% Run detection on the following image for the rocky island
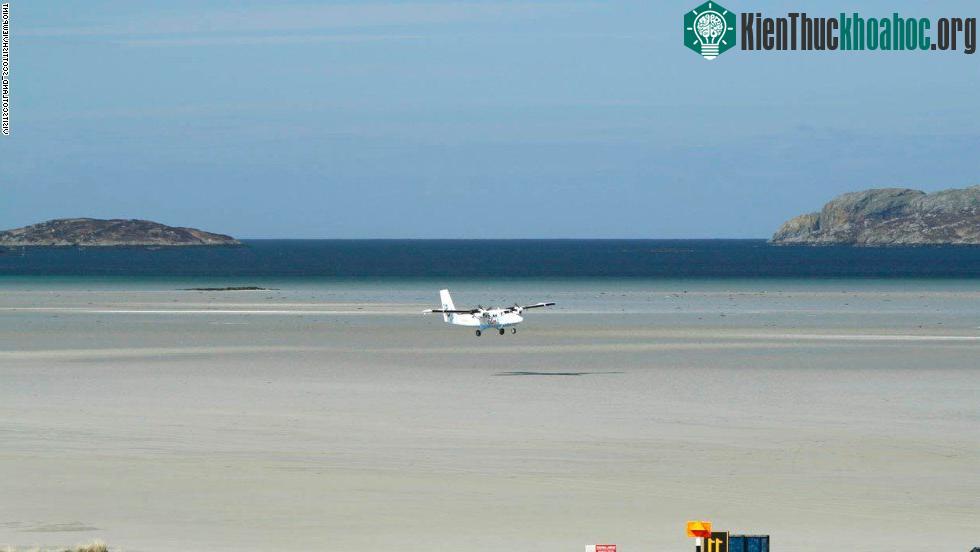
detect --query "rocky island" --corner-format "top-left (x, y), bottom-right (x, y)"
top-left (0, 218), bottom-right (240, 247)
top-left (771, 185), bottom-right (980, 246)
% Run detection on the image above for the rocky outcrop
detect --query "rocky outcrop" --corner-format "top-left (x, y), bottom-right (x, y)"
top-left (771, 186), bottom-right (980, 245)
top-left (0, 218), bottom-right (240, 246)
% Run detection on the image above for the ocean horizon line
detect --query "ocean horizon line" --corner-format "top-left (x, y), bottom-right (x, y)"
top-left (230, 237), bottom-right (774, 242)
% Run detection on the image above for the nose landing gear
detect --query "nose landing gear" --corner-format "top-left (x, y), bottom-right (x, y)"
top-left (475, 329), bottom-right (482, 337)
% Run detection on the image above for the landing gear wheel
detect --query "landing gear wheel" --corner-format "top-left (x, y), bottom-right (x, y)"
top-left (499, 328), bottom-right (506, 335)
top-left (511, 328), bottom-right (517, 334)
top-left (475, 329), bottom-right (482, 337)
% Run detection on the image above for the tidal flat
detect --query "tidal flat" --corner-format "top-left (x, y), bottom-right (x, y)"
top-left (1, 281), bottom-right (977, 551)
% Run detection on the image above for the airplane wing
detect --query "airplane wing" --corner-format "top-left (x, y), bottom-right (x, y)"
top-left (422, 308), bottom-right (480, 314)
top-left (520, 302), bottom-right (556, 309)
top-left (503, 302), bottom-right (556, 312)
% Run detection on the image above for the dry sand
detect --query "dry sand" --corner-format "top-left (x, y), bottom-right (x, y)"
top-left (0, 284), bottom-right (978, 551)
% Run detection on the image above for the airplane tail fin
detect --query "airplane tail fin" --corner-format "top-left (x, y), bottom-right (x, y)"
top-left (439, 289), bottom-right (455, 322)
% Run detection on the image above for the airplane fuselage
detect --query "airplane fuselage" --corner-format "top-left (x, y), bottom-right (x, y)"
top-left (447, 309), bottom-right (524, 330)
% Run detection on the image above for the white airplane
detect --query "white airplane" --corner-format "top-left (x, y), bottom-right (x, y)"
top-left (423, 289), bottom-right (555, 336)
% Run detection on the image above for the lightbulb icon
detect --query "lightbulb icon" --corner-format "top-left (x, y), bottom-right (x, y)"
top-left (692, 9), bottom-right (727, 60)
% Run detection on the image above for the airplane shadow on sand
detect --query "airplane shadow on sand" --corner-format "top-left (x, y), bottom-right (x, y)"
top-left (493, 371), bottom-right (624, 377)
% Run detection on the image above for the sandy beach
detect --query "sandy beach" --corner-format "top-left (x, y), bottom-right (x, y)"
top-left (1, 281), bottom-right (978, 551)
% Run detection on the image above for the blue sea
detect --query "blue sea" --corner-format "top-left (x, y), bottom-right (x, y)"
top-left (1, 240), bottom-right (979, 282)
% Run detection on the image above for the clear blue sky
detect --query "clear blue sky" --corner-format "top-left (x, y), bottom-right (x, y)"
top-left (3, 0), bottom-right (978, 238)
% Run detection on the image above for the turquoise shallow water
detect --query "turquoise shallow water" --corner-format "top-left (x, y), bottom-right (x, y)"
top-left (1, 276), bottom-right (978, 328)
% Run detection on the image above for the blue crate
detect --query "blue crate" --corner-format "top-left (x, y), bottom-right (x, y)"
top-left (729, 535), bottom-right (769, 552)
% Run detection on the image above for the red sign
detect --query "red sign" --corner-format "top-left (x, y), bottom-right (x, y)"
top-left (595, 546), bottom-right (616, 552)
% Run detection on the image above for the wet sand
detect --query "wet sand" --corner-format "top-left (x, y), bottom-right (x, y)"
top-left (0, 284), bottom-right (978, 551)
